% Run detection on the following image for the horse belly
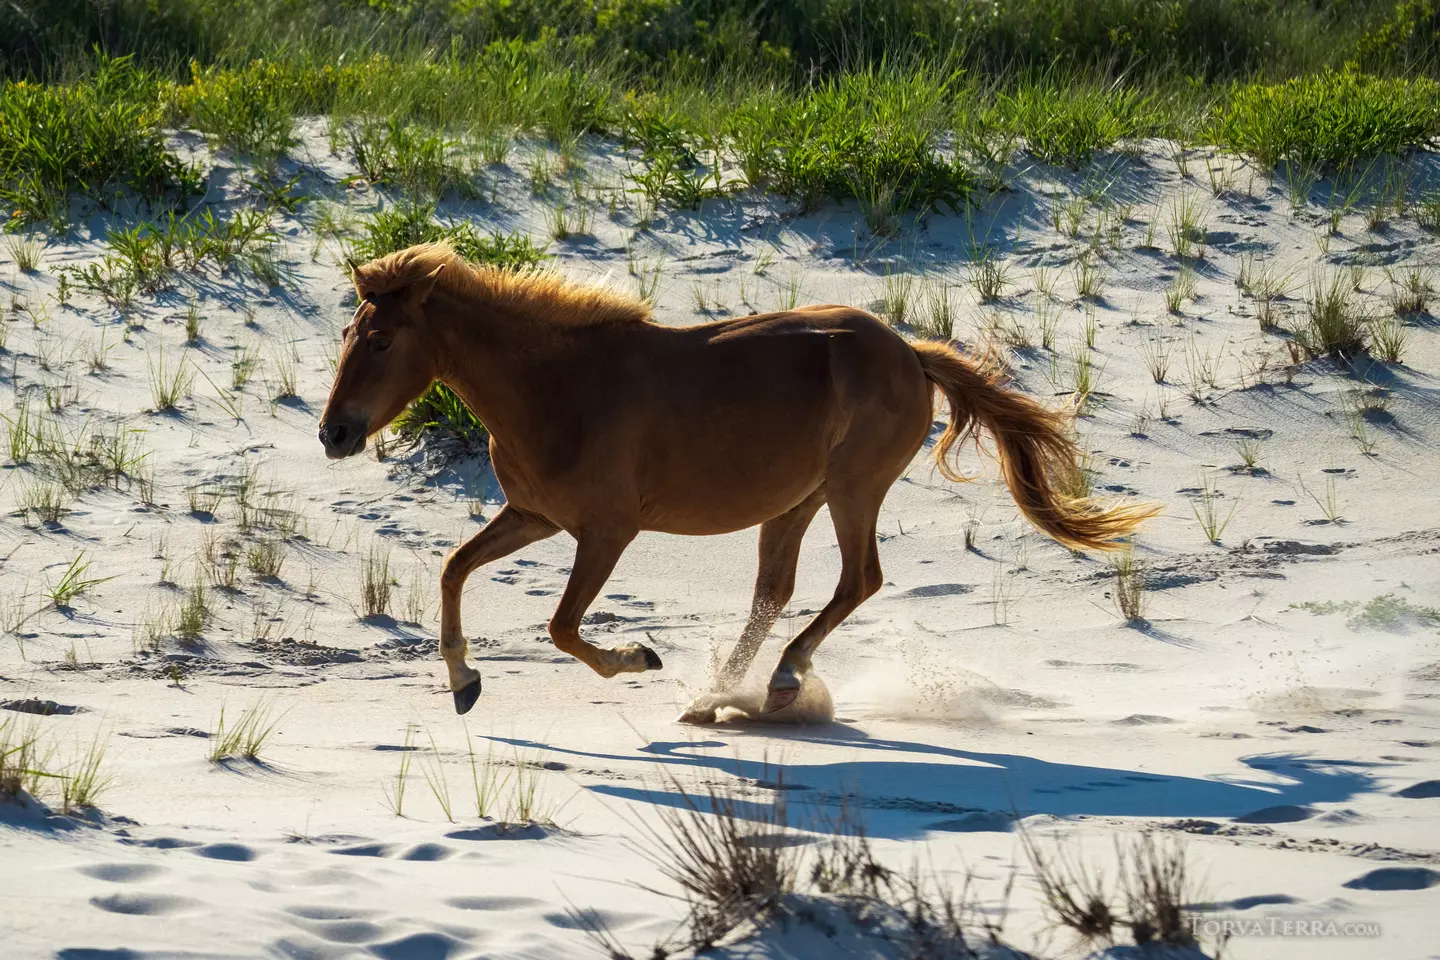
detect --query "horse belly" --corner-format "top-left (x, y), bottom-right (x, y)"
top-left (637, 412), bottom-right (833, 535)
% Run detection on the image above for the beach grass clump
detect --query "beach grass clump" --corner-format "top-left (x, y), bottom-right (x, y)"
top-left (999, 78), bottom-right (1150, 167)
top-left (350, 202), bottom-right (546, 266)
top-left (727, 69), bottom-right (975, 215)
top-left (393, 383), bottom-right (488, 450)
top-left (1210, 69), bottom-right (1440, 169)
top-left (0, 54), bottom-right (197, 227)
top-left (347, 116), bottom-right (479, 199)
top-left (1298, 272), bottom-right (1369, 360)
top-left (170, 59), bottom-right (303, 167)
top-left (208, 699), bottom-right (283, 764)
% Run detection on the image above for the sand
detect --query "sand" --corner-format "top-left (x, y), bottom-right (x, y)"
top-left (1, 125), bottom-right (1438, 959)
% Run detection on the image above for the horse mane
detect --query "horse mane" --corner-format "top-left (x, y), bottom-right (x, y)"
top-left (352, 242), bottom-right (653, 327)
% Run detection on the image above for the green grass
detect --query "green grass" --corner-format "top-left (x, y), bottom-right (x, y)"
top-left (1294, 594), bottom-right (1440, 631)
top-left (350, 202), bottom-right (547, 265)
top-left (3, 29), bottom-right (1440, 233)
top-left (1211, 69), bottom-right (1440, 169)
top-left (1299, 272), bottom-right (1369, 361)
top-left (208, 699), bottom-right (283, 764)
top-left (0, 55), bottom-right (198, 228)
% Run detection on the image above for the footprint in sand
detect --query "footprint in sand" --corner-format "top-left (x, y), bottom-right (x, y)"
top-left (900, 583), bottom-right (972, 598)
top-left (370, 932), bottom-right (472, 960)
top-left (1343, 867), bottom-right (1440, 891)
top-left (118, 836), bottom-right (202, 850)
top-left (287, 904), bottom-right (374, 921)
top-left (302, 920), bottom-right (391, 944)
top-left (78, 863), bottom-right (167, 883)
top-left (90, 893), bottom-right (200, 916)
top-left (399, 843), bottom-right (455, 861)
top-left (193, 842), bottom-right (258, 861)
top-left (446, 895), bottom-right (546, 911)
top-left (331, 842), bottom-right (398, 858)
top-left (1396, 780), bottom-right (1440, 798)
top-left (1233, 804), bottom-right (1316, 824)
top-left (445, 824), bottom-right (550, 841)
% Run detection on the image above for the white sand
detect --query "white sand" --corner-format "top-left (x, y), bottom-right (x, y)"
top-left (2, 126), bottom-right (1438, 959)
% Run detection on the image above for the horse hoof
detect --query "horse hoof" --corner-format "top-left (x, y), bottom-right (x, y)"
top-left (641, 645), bottom-right (663, 671)
top-left (453, 678), bottom-right (482, 715)
top-left (675, 706), bottom-right (717, 725)
top-left (761, 686), bottom-right (799, 714)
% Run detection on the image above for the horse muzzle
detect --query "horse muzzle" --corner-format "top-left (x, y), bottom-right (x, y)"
top-left (318, 417), bottom-right (367, 459)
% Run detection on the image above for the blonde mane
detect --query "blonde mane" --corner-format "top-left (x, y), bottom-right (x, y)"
top-left (352, 242), bottom-right (653, 327)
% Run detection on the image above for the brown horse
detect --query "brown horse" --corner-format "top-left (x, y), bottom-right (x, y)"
top-left (319, 243), bottom-right (1157, 719)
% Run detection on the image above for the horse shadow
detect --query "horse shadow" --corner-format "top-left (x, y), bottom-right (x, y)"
top-left (487, 731), bottom-right (1381, 841)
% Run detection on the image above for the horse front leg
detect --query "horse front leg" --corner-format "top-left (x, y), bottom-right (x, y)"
top-left (439, 505), bottom-right (558, 714)
top-left (547, 529), bottom-right (664, 678)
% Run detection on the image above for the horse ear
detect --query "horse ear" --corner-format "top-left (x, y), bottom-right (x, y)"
top-left (406, 263), bottom-right (445, 307)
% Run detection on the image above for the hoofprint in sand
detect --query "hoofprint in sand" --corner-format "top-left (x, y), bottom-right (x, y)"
top-left (2, 124), bottom-right (1439, 958)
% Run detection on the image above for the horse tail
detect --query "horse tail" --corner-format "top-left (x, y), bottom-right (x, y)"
top-left (912, 340), bottom-right (1160, 552)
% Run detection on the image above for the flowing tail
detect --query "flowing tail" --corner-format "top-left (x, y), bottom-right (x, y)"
top-left (913, 341), bottom-right (1160, 551)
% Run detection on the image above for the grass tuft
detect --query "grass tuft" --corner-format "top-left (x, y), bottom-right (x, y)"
top-left (208, 699), bottom-right (283, 764)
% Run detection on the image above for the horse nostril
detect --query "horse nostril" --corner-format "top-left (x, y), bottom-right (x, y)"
top-left (327, 424), bottom-right (349, 449)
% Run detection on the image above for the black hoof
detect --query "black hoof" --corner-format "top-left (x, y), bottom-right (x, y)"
top-left (641, 646), bottom-right (663, 671)
top-left (453, 678), bottom-right (482, 715)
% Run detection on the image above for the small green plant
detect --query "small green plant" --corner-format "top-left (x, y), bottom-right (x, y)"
top-left (914, 280), bottom-right (956, 341)
top-left (1301, 476), bottom-right (1345, 524)
top-left (1234, 439), bottom-right (1264, 473)
top-left (1072, 255), bottom-right (1104, 301)
top-left (148, 349), bottom-right (193, 411)
top-left (19, 477), bottom-right (69, 526)
top-left (269, 343), bottom-right (300, 401)
top-left (968, 250), bottom-right (1011, 303)
top-left (1164, 268), bottom-right (1196, 314)
top-left (466, 728), bottom-right (509, 818)
top-left (1298, 273), bottom-right (1368, 361)
top-left (1191, 472), bottom-right (1238, 544)
top-left (61, 730), bottom-right (112, 813)
top-left (0, 714), bottom-right (53, 801)
top-left (1165, 195), bottom-right (1208, 259)
top-left (208, 699), bottom-right (284, 764)
top-left (184, 303), bottom-right (202, 343)
top-left (4, 234), bottom-right (42, 272)
top-left (419, 727), bottom-right (455, 822)
top-left (1111, 548), bottom-right (1146, 622)
top-left (246, 539), bottom-right (286, 580)
top-left (383, 723), bottom-right (416, 816)
top-left (1369, 317), bottom-right (1410, 364)
top-left (46, 553), bottom-right (113, 608)
top-left (877, 269), bottom-right (914, 327)
top-left (1386, 265), bottom-right (1432, 316)
top-left (360, 541), bottom-right (394, 618)
top-left (176, 576), bottom-right (208, 641)
top-left (1140, 337), bottom-right (1171, 383)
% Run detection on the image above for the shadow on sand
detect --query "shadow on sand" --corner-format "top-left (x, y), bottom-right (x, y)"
top-left (488, 731), bottom-right (1380, 840)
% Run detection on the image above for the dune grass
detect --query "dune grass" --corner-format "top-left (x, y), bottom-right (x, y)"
top-left (208, 699), bottom-right (284, 764)
top-left (3, 5), bottom-right (1439, 235)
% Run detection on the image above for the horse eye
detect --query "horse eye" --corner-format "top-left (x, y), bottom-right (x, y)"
top-left (371, 336), bottom-right (391, 353)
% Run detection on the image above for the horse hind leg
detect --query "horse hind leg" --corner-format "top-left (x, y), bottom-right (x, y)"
top-left (677, 488), bottom-right (824, 724)
top-left (761, 486), bottom-right (883, 714)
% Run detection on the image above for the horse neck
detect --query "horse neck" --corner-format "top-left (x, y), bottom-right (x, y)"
top-left (429, 293), bottom-right (570, 443)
